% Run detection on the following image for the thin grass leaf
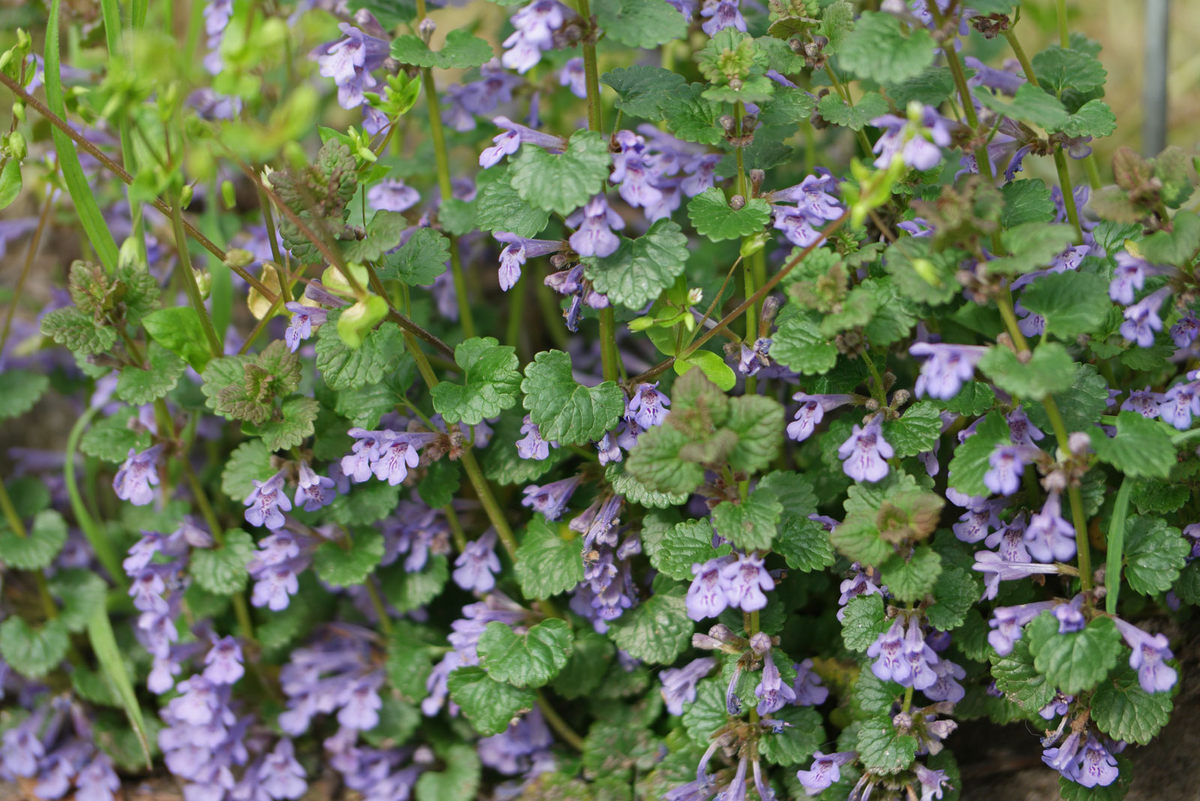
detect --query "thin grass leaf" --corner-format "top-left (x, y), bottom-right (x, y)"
top-left (65, 408), bottom-right (126, 587)
top-left (1105, 477), bottom-right (1133, 614)
top-left (87, 606), bottom-right (152, 768)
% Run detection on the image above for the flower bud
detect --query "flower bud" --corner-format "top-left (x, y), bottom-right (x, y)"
top-left (749, 631), bottom-right (771, 655)
top-left (193, 269), bottom-right (212, 301)
top-left (730, 195), bottom-right (746, 210)
top-left (418, 18), bottom-right (437, 44)
top-left (4, 130), bottom-right (25, 161)
top-left (1067, 431), bottom-right (1091, 455)
top-left (224, 248), bottom-right (255, 270)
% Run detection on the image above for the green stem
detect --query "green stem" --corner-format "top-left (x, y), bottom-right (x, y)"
top-left (1056, 0), bottom-right (1071, 48)
top-left (1082, 154), bottom-right (1103, 190)
top-left (862, 350), bottom-right (888, 406)
top-left (1054, 150), bottom-right (1085, 244)
top-left (366, 580), bottom-right (393, 636)
top-left (445, 504), bottom-right (467, 552)
top-left (825, 65), bottom-right (874, 157)
top-left (171, 198), bottom-right (224, 356)
top-left (536, 691), bottom-right (586, 751)
top-left (1105, 477), bottom-right (1133, 614)
top-left (460, 450), bottom-right (519, 562)
top-left (746, 607), bottom-right (760, 725)
top-left (64, 408), bottom-right (126, 586)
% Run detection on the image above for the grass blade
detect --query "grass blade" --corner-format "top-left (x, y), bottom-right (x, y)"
top-left (45, 0), bottom-right (120, 272)
top-left (1105, 476), bottom-right (1133, 614)
top-left (86, 605), bottom-right (152, 769)
top-left (64, 407), bottom-right (126, 587)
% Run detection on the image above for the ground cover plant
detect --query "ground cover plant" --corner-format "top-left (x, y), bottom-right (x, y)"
top-left (1, 0), bottom-right (1198, 798)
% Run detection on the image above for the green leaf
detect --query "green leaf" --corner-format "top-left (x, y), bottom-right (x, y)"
top-left (1130, 476), bottom-right (1189, 515)
top-left (925, 567), bottom-right (978, 631)
top-left (417, 459), bottom-right (460, 508)
top-left (770, 305), bottom-right (838, 375)
top-left (584, 219), bottom-right (689, 311)
top-left (687, 187), bottom-right (771, 241)
top-left (1136, 210), bottom-right (1200, 266)
top-left (431, 337), bottom-right (521, 425)
top-left (0, 617), bottom-right (69, 679)
top-left (977, 82), bottom-right (1069, 129)
top-left (190, 530), bottom-right (255, 594)
top-left (830, 512), bottom-right (890, 566)
top-left (607, 575), bottom-right (692, 664)
top-left (0, 370), bottom-right (47, 422)
top-left (674, 349), bottom-right (736, 392)
top-left (648, 518), bottom-right (727, 580)
top-left (1051, 99), bottom-right (1117, 139)
top-left (47, 569), bottom-right (106, 633)
top-left (941, 381), bottom-right (997, 417)
top-left (886, 65), bottom-right (959, 107)
top-left (758, 706), bottom-right (824, 766)
top-left (776, 514), bottom-right (835, 572)
top-left (837, 11), bottom-right (935, 84)
top-left (979, 341), bottom-right (1076, 400)
top-left (1001, 179), bottom-right (1057, 228)
top-left (252, 396), bottom-right (320, 452)
top-left (1019, 271), bottom-right (1111, 340)
top-left (662, 84), bottom-right (724, 146)
top-left (515, 518), bottom-right (585, 599)
top-left (725, 394), bottom-right (785, 473)
top-left (142, 307), bottom-right (212, 372)
top-left (481, 411), bottom-right (568, 486)
top-left (1026, 613), bottom-right (1123, 694)
top-left (682, 680), bottom-right (729, 746)
top-left (1090, 412), bottom-right (1176, 480)
top-left (816, 91), bottom-right (889, 131)
top-left (841, 593), bottom-right (888, 652)
top-left (1032, 46), bottom-right (1108, 94)
top-left (326, 481), bottom-right (401, 526)
top-left (510, 130), bottom-right (610, 216)
top-left (882, 237), bottom-right (961, 306)
top-left (447, 666), bottom-right (536, 736)
top-left (313, 529), bottom-right (385, 587)
top-left (116, 343), bottom-right (186, 406)
top-left (880, 546), bottom-right (942, 603)
top-left (380, 555), bottom-right (449, 612)
top-left (600, 66), bottom-right (686, 119)
top-left (1122, 515), bottom-right (1188, 595)
top-left (593, 0), bottom-right (687, 48)
top-left (379, 227), bottom-right (449, 286)
top-left (438, 197), bottom-right (476, 236)
top-left (851, 670), bottom-right (903, 719)
top-left (883, 402), bottom-right (942, 458)
top-left (624, 424), bottom-right (707, 496)
top-left (414, 744), bottom-right (481, 801)
top-left (758, 86), bottom-right (817, 126)
top-left (1025, 363), bottom-right (1109, 434)
top-left (347, 0), bottom-right (416, 26)
top-left (315, 313), bottom-right (405, 391)
top-left (342, 210), bottom-right (408, 263)
top-left (385, 626), bottom-right (434, 701)
top-left (220, 440), bottom-right (275, 501)
top-left (390, 28), bottom-right (493, 69)
top-left (0, 510), bottom-right (67, 570)
top-left (990, 639), bottom-right (1058, 713)
top-left (947, 411), bottom-right (1010, 497)
top-left (478, 618), bottom-right (573, 688)
top-left (521, 350), bottom-right (625, 445)
top-left (1091, 667), bottom-right (1173, 745)
top-left (473, 170), bottom-right (551, 239)
top-left (712, 488), bottom-right (782, 551)
top-left (856, 716), bottom-right (918, 775)
top-left (39, 307), bottom-right (118, 356)
top-left (551, 629), bottom-right (614, 699)
top-left (0, 157), bottom-right (22, 209)
top-left (605, 461), bottom-right (689, 508)
top-left (985, 222), bottom-right (1074, 275)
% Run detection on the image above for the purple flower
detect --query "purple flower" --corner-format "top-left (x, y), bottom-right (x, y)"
top-left (367, 179), bottom-right (420, 212)
top-left (837, 563), bottom-right (884, 619)
top-left (566, 194), bottom-right (623, 259)
top-left (372, 433), bottom-right (423, 485)
top-left (453, 530), bottom-right (502, 593)
top-left (1158, 380), bottom-right (1199, 430)
top-left (339, 676), bottom-right (384, 730)
top-left (772, 205), bottom-right (822, 248)
top-left (796, 751), bottom-right (857, 796)
top-left (284, 302), bottom-right (328, 353)
top-left (1075, 736), bottom-right (1120, 788)
top-left (1113, 617), bottom-right (1177, 693)
top-left (610, 130), bottom-right (665, 211)
top-left (985, 513), bottom-right (1031, 563)
top-left (925, 659), bottom-right (966, 704)
top-left (871, 107), bottom-right (952, 171)
top-left (203, 636), bottom-right (245, 685)
top-left (903, 619), bottom-right (940, 690)
top-left (444, 60), bottom-right (524, 131)
top-left (1006, 407), bottom-right (1045, 447)
top-left (660, 657), bottom-right (717, 715)
top-left (628, 382), bottom-right (671, 429)
top-left (789, 659), bottom-right (828, 706)
top-left (910, 343), bottom-right (989, 400)
top-left (1120, 286), bottom-right (1170, 347)
top-left (1024, 491), bottom-right (1076, 563)
top-left (686, 557), bottom-right (731, 620)
top-left (502, 0), bottom-right (571, 73)
top-left (516, 415), bottom-right (557, 459)
top-left (259, 739), bottom-right (307, 800)
top-left (76, 753), bottom-right (120, 801)
top-left (681, 154), bottom-right (722, 197)
top-left (972, 551), bottom-right (1063, 600)
top-left (1109, 252), bottom-right (1148, 304)
top-left (521, 475), bottom-right (582, 521)
top-left (868, 618), bottom-right (910, 685)
top-left (787, 393), bottom-right (852, 442)
top-left (113, 445), bottom-right (163, 506)
top-left (479, 116), bottom-right (569, 168)
top-left (559, 57), bottom-right (587, 98)
top-left (1040, 692), bottom-right (1073, 720)
top-left (738, 338), bottom-right (772, 376)
top-left (983, 445), bottom-right (1034, 496)
top-left (293, 461), bottom-right (336, 512)
top-left (700, 0), bottom-right (746, 36)
top-left (314, 24), bottom-right (390, 110)
top-left (755, 651), bottom-right (797, 715)
top-left (987, 601), bottom-right (1056, 656)
top-left (1054, 596), bottom-right (1086, 634)
top-left (952, 498), bottom-right (1003, 544)
top-left (1170, 310), bottom-right (1200, 349)
top-left (493, 232), bottom-right (567, 291)
top-left (1043, 730), bottom-right (1083, 779)
top-left (837, 416), bottom-right (894, 483)
top-left (721, 553), bottom-right (774, 611)
top-left (244, 470), bottom-right (293, 530)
